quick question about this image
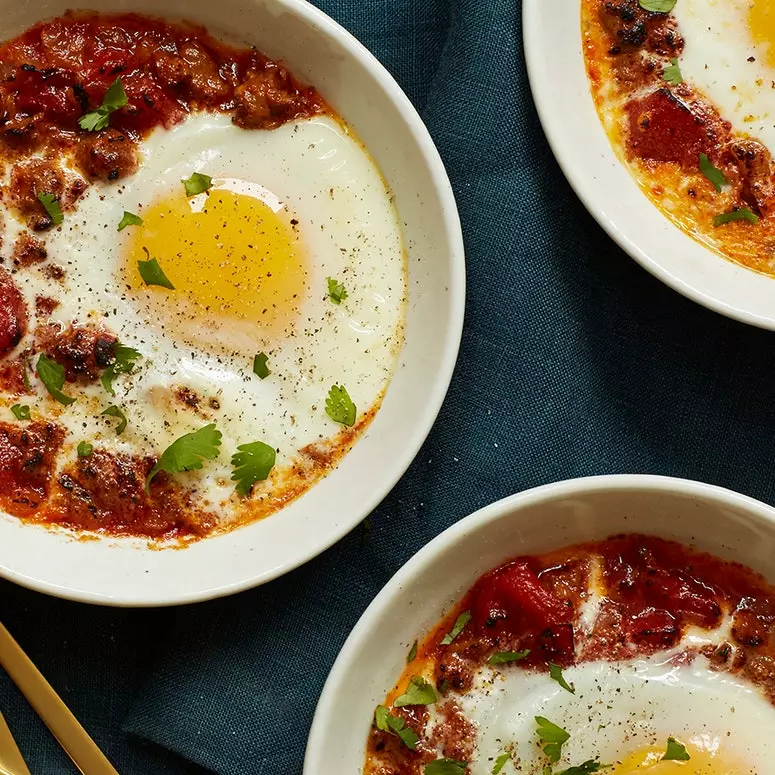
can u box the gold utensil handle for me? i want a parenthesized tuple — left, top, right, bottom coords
(0, 711, 31, 775)
(0, 622, 120, 775)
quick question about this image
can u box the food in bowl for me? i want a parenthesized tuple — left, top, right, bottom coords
(0, 12, 406, 541)
(364, 534, 775, 774)
(582, 0, 775, 276)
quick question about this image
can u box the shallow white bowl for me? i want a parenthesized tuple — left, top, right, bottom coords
(0, 0, 464, 606)
(523, 1, 775, 329)
(304, 474, 775, 773)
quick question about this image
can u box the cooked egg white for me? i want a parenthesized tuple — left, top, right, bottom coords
(6, 113, 406, 518)
(447, 651, 770, 775)
(674, 0, 775, 154)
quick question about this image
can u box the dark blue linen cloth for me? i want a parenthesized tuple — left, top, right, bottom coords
(4, 0, 775, 772)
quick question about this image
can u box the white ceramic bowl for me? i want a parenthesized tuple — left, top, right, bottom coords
(523, 1, 775, 329)
(0, 0, 464, 606)
(304, 474, 775, 773)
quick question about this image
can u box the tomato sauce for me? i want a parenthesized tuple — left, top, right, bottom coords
(365, 535, 775, 773)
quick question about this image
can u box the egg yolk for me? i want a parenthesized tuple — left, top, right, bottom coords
(750, 0, 775, 67)
(124, 179, 306, 352)
(611, 743, 743, 775)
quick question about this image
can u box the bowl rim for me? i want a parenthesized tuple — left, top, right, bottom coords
(0, 0, 465, 607)
(522, 0, 775, 331)
(303, 473, 775, 771)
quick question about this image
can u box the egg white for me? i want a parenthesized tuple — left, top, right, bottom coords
(7, 114, 406, 518)
(674, 0, 775, 153)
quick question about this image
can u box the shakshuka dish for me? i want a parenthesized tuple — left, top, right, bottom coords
(582, 0, 775, 275)
(365, 535, 775, 774)
(0, 13, 406, 541)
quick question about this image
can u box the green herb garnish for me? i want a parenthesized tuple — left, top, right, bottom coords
(36, 355, 75, 405)
(492, 752, 510, 775)
(231, 440, 276, 497)
(78, 77, 128, 132)
(374, 705, 419, 750)
(699, 153, 728, 192)
(146, 424, 222, 491)
(182, 172, 213, 197)
(441, 610, 472, 645)
(425, 759, 467, 775)
(101, 344, 142, 396)
(407, 641, 418, 663)
(548, 662, 575, 694)
(535, 716, 570, 763)
(37, 192, 63, 226)
(253, 352, 270, 379)
(639, 0, 677, 11)
(77, 441, 93, 458)
(394, 676, 437, 708)
(138, 251, 175, 289)
(10, 404, 30, 420)
(101, 405, 128, 435)
(555, 761, 609, 775)
(663, 738, 690, 762)
(326, 277, 348, 304)
(488, 649, 530, 665)
(713, 207, 759, 227)
(118, 211, 143, 231)
(325, 384, 356, 426)
(662, 57, 683, 85)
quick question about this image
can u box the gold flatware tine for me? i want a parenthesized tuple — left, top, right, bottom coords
(0, 622, 120, 775)
(0, 711, 31, 775)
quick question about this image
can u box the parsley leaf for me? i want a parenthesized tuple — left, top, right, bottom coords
(101, 405, 128, 435)
(36, 355, 75, 405)
(118, 211, 143, 231)
(492, 753, 510, 775)
(253, 352, 270, 379)
(713, 207, 759, 227)
(325, 384, 356, 426)
(407, 641, 418, 663)
(488, 649, 530, 665)
(10, 404, 30, 420)
(441, 610, 472, 645)
(37, 192, 63, 226)
(535, 716, 570, 763)
(662, 57, 683, 85)
(394, 676, 437, 707)
(138, 253, 175, 289)
(231, 440, 276, 497)
(555, 760, 609, 775)
(101, 344, 142, 396)
(373, 705, 419, 750)
(77, 441, 93, 458)
(549, 662, 575, 694)
(182, 172, 213, 196)
(78, 77, 128, 132)
(663, 738, 690, 762)
(326, 277, 348, 304)
(699, 153, 727, 193)
(425, 759, 467, 775)
(639, 0, 676, 11)
(146, 424, 222, 490)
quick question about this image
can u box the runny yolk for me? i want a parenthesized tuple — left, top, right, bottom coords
(749, 0, 775, 68)
(611, 742, 743, 775)
(124, 179, 306, 352)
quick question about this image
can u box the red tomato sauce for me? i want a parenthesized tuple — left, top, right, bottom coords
(365, 535, 775, 773)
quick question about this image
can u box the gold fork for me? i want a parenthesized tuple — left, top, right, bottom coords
(0, 710, 31, 775)
(0, 621, 120, 775)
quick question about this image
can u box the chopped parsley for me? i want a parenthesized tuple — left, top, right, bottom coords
(138, 251, 175, 289)
(182, 172, 213, 197)
(663, 737, 690, 762)
(325, 384, 356, 426)
(78, 77, 128, 132)
(118, 211, 143, 231)
(699, 153, 727, 193)
(441, 610, 472, 645)
(146, 424, 222, 490)
(101, 344, 142, 396)
(10, 404, 30, 420)
(326, 276, 348, 304)
(488, 649, 530, 665)
(492, 753, 510, 774)
(253, 352, 270, 379)
(662, 57, 683, 85)
(37, 192, 63, 226)
(36, 355, 75, 405)
(535, 716, 570, 763)
(713, 207, 759, 227)
(101, 405, 128, 435)
(548, 662, 575, 694)
(77, 441, 93, 458)
(393, 676, 437, 708)
(555, 761, 608, 775)
(374, 705, 419, 750)
(639, 0, 676, 11)
(425, 759, 467, 775)
(231, 441, 276, 497)
(407, 641, 418, 663)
